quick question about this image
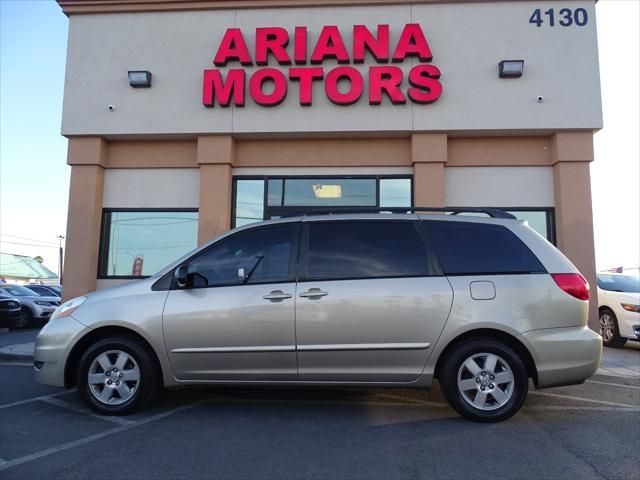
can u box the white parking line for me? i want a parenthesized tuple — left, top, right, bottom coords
(587, 379, 640, 390)
(39, 396, 136, 426)
(0, 391, 68, 410)
(530, 391, 639, 408)
(526, 405, 640, 412)
(0, 399, 209, 473)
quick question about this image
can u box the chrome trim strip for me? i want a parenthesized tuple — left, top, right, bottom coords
(297, 343, 431, 352)
(172, 345, 296, 354)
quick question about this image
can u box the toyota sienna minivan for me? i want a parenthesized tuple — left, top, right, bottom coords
(34, 210, 602, 422)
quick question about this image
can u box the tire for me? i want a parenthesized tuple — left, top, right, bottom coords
(76, 336, 159, 415)
(14, 308, 32, 329)
(439, 338, 528, 423)
(599, 308, 627, 348)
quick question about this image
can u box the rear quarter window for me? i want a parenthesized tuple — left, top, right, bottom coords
(422, 221, 546, 275)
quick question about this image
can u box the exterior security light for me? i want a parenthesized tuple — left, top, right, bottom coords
(128, 70, 152, 88)
(498, 60, 524, 78)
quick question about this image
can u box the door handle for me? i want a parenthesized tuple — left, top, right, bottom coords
(299, 288, 328, 299)
(263, 290, 292, 301)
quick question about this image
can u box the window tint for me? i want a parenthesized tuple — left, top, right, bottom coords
(187, 224, 296, 287)
(423, 221, 545, 275)
(306, 221, 429, 280)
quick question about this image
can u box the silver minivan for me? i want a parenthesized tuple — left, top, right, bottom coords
(34, 210, 602, 422)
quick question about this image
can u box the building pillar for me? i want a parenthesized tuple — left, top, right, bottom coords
(411, 133, 447, 207)
(62, 137, 107, 301)
(551, 132, 598, 330)
(197, 135, 235, 245)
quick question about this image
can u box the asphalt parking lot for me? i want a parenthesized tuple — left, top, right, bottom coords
(1, 330, 639, 480)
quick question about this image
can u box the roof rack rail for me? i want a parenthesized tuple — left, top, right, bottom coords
(280, 207, 517, 220)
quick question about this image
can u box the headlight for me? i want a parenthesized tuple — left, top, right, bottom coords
(35, 301, 50, 306)
(50, 296, 87, 322)
(621, 303, 640, 313)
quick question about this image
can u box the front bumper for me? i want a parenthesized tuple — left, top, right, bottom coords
(616, 309, 640, 340)
(521, 326, 602, 389)
(33, 316, 89, 387)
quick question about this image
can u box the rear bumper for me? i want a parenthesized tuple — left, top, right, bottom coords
(521, 326, 602, 389)
(34, 316, 89, 387)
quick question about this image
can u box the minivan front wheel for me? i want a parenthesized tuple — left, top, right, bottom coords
(440, 338, 528, 422)
(76, 337, 159, 415)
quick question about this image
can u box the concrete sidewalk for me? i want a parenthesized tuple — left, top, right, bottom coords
(1, 335, 639, 377)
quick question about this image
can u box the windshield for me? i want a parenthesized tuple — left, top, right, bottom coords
(597, 274, 640, 293)
(0, 285, 38, 297)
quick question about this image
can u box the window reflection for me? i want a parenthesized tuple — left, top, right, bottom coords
(235, 180, 265, 227)
(380, 179, 411, 208)
(283, 178, 377, 206)
(104, 211, 198, 277)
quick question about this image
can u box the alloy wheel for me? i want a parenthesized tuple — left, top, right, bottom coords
(457, 352, 515, 411)
(88, 350, 140, 405)
(600, 314, 615, 342)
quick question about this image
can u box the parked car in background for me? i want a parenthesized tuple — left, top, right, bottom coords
(597, 273, 640, 347)
(0, 290, 22, 328)
(24, 285, 61, 298)
(0, 284, 60, 328)
(35, 210, 601, 422)
(48, 285, 62, 296)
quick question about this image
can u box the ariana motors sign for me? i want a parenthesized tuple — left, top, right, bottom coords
(203, 24, 442, 108)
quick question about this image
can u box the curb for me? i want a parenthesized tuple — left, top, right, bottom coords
(0, 342, 35, 363)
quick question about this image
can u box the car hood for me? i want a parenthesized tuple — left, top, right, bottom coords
(598, 288, 640, 304)
(19, 295, 60, 303)
(82, 278, 156, 303)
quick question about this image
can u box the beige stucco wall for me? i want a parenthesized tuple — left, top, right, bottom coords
(61, 1, 602, 136)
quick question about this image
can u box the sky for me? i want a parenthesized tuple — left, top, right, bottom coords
(0, 0, 639, 277)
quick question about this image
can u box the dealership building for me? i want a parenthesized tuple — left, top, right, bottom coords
(57, 0, 602, 327)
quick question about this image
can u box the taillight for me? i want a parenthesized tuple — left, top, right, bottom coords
(551, 273, 590, 301)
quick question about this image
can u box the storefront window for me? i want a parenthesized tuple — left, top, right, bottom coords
(282, 178, 377, 207)
(98, 210, 198, 278)
(448, 209, 555, 243)
(380, 178, 412, 208)
(233, 176, 413, 227)
(234, 180, 265, 227)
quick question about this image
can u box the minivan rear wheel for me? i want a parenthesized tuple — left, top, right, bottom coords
(440, 338, 528, 422)
(76, 336, 159, 415)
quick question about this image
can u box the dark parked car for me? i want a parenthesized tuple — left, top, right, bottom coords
(0, 290, 22, 328)
(24, 285, 61, 298)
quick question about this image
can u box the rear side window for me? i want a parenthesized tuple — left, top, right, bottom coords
(422, 221, 545, 275)
(306, 221, 429, 280)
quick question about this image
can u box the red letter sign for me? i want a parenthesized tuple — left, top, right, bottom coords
(408, 65, 442, 104)
(392, 24, 433, 62)
(353, 24, 389, 63)
(294, 26, 308, 65)
(310, 26, 350, 64)
(202, 69, 246, 107)
(249, 68, 288, 106)
(289, 67, 324, 106)
(325, 67, 363, 105)
(369, 66, 406, 104)
(213, 28, 252, 66)
(255, 27, 291, 65)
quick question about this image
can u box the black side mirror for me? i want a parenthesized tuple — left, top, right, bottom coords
(174, 265, 189, 288)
